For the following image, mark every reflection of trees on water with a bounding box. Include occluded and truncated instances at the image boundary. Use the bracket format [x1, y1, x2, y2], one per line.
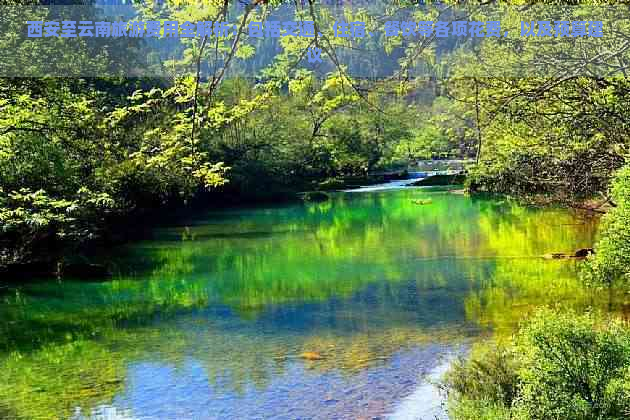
[465, 201, 627, 337]
[0, 190, 615, 419]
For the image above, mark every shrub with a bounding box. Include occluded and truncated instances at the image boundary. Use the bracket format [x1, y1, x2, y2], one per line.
[444, 344, 520, 408]
[514, 310, 630, 420]
[445, 309, 630, 420]
[0, 187, 116, 264]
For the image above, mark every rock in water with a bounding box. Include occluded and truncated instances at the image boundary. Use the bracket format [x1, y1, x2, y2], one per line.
[542, 249, 594, 260]
[573, 248, 594, 258]
[412, 199, 433, 205]
[299, 352, 323, 361]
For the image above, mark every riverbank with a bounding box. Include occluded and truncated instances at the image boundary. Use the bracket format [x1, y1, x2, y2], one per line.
[0, 171, 411, 280]
[2, 166, 613, 283]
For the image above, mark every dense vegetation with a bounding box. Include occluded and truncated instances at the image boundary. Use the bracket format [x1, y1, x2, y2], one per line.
[0, 76, 457, 265]
[444, 309, 630, 420]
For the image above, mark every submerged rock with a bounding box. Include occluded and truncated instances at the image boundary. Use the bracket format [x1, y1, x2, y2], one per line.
[300, 351, 324, 361]
[412, 199, 433, 205]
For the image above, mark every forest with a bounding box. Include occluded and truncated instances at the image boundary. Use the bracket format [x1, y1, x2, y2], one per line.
[2, 0, 630, 419]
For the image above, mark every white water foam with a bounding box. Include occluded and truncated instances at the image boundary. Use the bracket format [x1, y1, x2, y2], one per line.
[343, 178, 422, 192]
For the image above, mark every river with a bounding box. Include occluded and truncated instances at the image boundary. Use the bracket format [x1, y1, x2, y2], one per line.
[0, 185, 616, 419]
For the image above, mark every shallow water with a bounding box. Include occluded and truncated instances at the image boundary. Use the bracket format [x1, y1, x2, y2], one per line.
[0, 187, 618, 419]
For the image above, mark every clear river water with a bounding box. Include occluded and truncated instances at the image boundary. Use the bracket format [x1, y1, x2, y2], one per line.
[1, 185, 623, 419]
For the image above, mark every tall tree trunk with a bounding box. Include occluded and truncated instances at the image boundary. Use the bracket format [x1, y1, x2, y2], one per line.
[190, 34, 209, 171]
[474, 78, 483, 165]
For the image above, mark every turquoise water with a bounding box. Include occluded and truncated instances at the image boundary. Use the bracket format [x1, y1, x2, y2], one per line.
[1, 187, 610, 419]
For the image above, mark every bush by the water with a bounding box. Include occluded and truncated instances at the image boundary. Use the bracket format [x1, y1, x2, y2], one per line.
[444, 344, 519, 420]
[583, 164, 630, 284]
[444, 309, 630, 420]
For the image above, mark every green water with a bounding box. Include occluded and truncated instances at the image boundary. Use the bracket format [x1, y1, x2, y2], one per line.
[0, 187, 620, 419]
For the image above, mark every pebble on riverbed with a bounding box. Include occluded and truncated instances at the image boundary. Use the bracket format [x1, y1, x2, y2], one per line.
[300, 352, 324, 361]
[411, 199, 433, 205]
